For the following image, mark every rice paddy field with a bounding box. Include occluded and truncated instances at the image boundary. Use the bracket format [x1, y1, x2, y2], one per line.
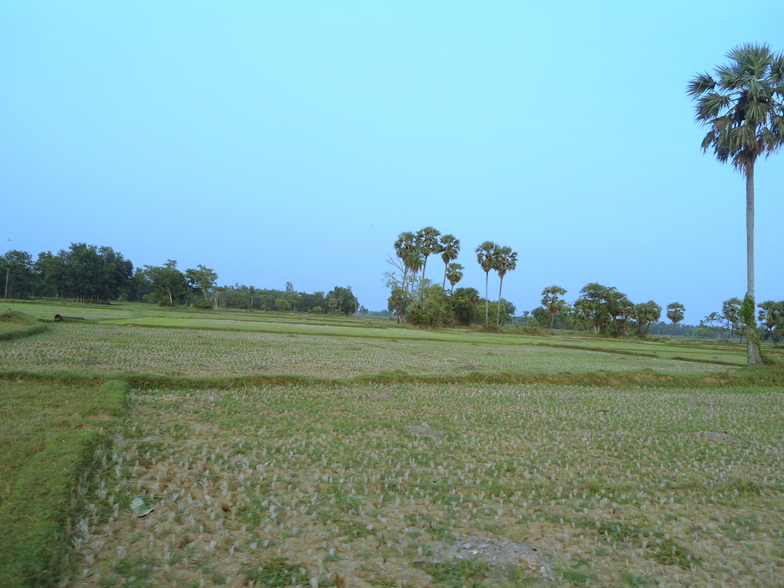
[1, 301, 783, 587]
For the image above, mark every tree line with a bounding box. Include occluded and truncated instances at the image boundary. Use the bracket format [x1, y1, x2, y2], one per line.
[0, 244, 359, 315]
[385, 227, 518, 328]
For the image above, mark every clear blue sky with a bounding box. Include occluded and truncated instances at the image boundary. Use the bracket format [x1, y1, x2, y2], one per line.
[2, 1, 783, 323]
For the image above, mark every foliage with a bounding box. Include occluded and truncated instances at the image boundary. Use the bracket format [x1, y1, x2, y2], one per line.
[666, 302, 685, 327]
[406, 284, 454, 327]
[542, 285, 568, 331]
[33, 243, 134, 302]
[143, 260, 188, 305]
[475, 241, 498, 328]
[451, 287, 480, 325]
[184, 265, 218, 302]
[633, 301, 662, 338]
[758, 300, 784, 345]
[326, 286, 359, 315]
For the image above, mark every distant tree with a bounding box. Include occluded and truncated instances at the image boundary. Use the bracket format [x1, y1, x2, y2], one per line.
[394, 231, 422, 291]
[416, 227, 443, 283]
[1, 250, 35, 298]
[144, 260, 187, 305]
[574, 283, 633, 336]
[493, 246, 517, 327]
[445, 262, 463, 292]
[475, 241, 498, 328]
[541, 285, 567, 331]
[185, 265, 218, 302]
[634, 301, 662, 338]
[688, 43, 784, 365]
[758, 300, 783, 345]
[451, 287, 480, 326]
[722, 297, 742, 340]
[439, 234, 460, 288]
[285, 282, 294, 292]
[326, 286, 359, 315]
[406, 284, 453, 327]
[666, 302, 685, 337]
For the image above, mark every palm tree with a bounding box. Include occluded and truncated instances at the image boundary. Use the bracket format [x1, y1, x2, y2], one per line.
[439, 234, 460, 288]
[393, 232, 419, 292]
[416, 226, 442, 283]
[475, 241, 497, 328]
[666, 302, 685, 337]
[688, 43, 784, 364]
[445, 262, 463, 293]
[493, 246, 517, 327]
[542, 285, 567, 331]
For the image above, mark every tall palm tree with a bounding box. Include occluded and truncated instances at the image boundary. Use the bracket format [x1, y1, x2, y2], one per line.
[393, 232, 418, 292]
[439, 234, 460, 288]
[493, 246, 517, 327]
[445, 262, 463, 293]
[416, 226, 442, 283]
[688, 43, 784, 365]
[475, 241, 497, 328]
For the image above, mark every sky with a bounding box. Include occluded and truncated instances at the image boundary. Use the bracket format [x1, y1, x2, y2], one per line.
[1, 1, 783, 323]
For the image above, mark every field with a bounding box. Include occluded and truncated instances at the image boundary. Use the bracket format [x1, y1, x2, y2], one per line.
[1, 301, 783, 587]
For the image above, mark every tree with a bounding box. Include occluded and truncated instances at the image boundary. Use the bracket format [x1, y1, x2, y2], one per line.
[574, 283, 633, 336]
[541, 285, 567, 331]
[439, 234, 460, 288]
[666, 302, 685, 335]
[1, 250, 35, 298]
[722, 297, 742, 340]
[144, 260, 187, 304]
[406, 284, 453, 327]
[416, 227, 443, 283]
[634, 301, 662, 338]
[185, 265, 218, 302]
[758, 300, 784, 345]
[475, 241, 498, 328]
[445, 263, 463, 292]
[326, 286, 359, 315]
[688, 43, 784, 365]
[394, 231, 421, 292]
[493, 246, 517, 327]
[451, 287, 480, 325]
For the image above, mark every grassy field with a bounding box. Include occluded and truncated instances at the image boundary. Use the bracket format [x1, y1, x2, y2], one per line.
[0, 300, 782, 587]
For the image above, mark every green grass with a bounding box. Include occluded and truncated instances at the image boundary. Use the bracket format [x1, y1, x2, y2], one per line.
[0, 380, 129, 587]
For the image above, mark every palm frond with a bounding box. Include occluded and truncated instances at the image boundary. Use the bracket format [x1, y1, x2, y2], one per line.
[687, 72, 715, 96]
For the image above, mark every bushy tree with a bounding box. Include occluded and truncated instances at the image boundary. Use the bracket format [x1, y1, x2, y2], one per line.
[326, 286, 359, 315]
[634, 301, 662, 338]
[406, 284, 453, 327]
[144, 260, 187, 305]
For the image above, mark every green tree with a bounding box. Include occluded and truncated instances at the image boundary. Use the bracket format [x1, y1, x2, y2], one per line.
[406, 284, 453, 327]
[394, 231, 422, 292]
[475, 241, 498, 328]
[493, 246, 517, 327]
[445, 262, 463, 292]
[541, 285, 567, 331]
[688, 43, 784, 365]
[439, 234, 460, 288]
[326, 286, 359, 315]
[144, 260, 187, 305]
[185, 265, 218, 303]
[758, 300, 783, 345]
[451, 287, 480, 325]
[634, 301, 662, 338]
[415, 227, 442, 284]
[1, 250, 35, 298]
[666, 302, 686, 335]
[722, 297, 742, 340]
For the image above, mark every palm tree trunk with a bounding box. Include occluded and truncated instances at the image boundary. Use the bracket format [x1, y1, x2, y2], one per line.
[496, 276, 504, 327]
[484, 272, 489, 328]
[746, 164, 763, 365]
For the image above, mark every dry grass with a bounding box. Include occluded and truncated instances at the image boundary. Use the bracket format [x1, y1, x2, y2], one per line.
[69, 383, 784, 587]
[0, 323, 731, 379]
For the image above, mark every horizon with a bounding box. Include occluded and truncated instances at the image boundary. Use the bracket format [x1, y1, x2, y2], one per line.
[2, 2, 783, 324]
